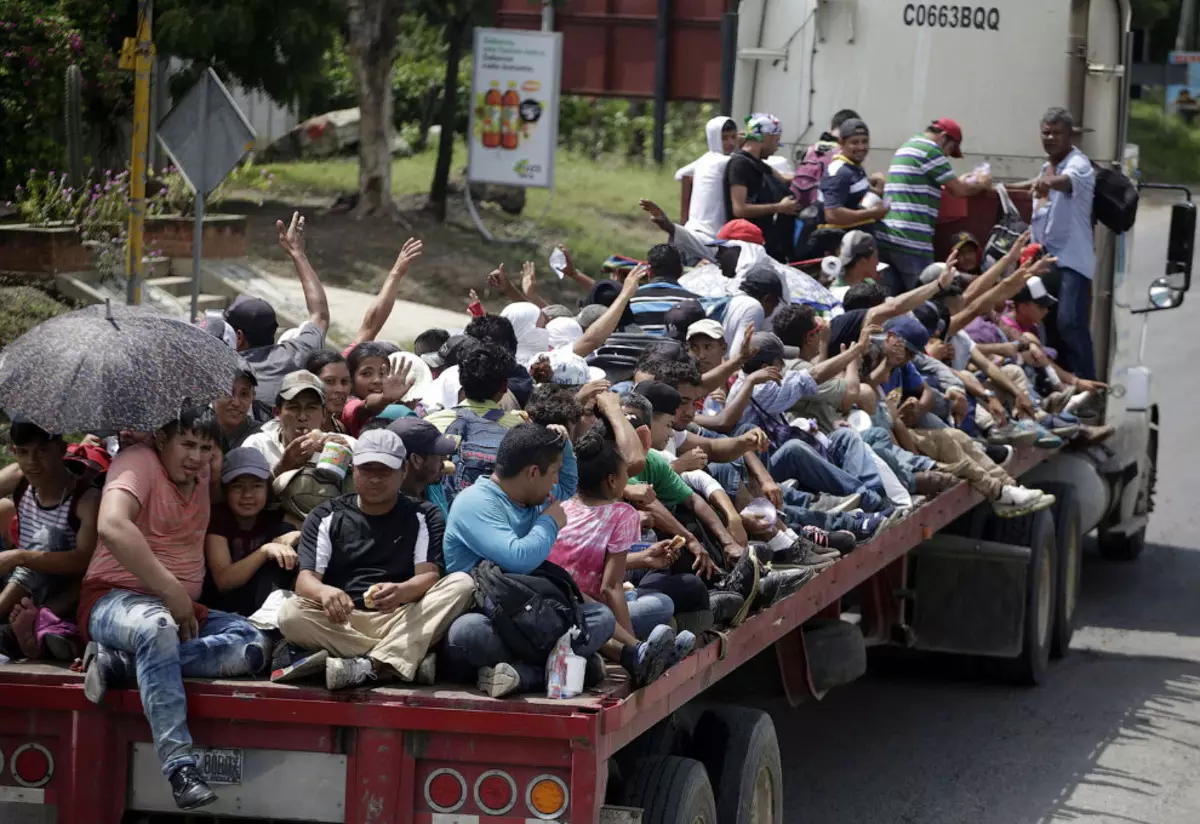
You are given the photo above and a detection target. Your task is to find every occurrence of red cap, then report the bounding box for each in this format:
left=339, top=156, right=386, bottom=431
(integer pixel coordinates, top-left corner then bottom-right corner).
left=931, top=118, right=964, bottom=157
left=1019, top=242, right=1043, bottom=267
left=716, top=219, right=766, bottom=246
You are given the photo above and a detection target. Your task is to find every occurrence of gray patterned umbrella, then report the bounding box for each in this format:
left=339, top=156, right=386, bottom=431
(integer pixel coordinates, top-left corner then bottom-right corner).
left=0, top=302, right=243, bottom=434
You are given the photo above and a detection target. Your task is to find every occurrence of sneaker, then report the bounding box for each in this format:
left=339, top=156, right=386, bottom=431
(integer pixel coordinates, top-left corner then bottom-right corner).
left=667, top=630, right=697, bottom=667
left=1074, top=423, right=1115, bottom=445
left=985, top=444, right=1014, bottom=465
left=850, top=512, right=888, bottom=543
left=809, top=492, right=862, bottom=513
left=1032, top=424, right=1064, bottom=449
left=1042, top=413, right=1081, bottom=439
left=478, top=663, right=523, bottom=698
left=168, top=765, right=217, bottom=811
left=993, top=485, right=1056, bottom=518
left=709, top=591, right=746, bottom=626
left=1041, top=389, right=1074, bottom=414
left=82, top=641, right=133, bottom=705
left=624, top=625, right=676, bottom=688
left=988, top=422, right=1038, bottom=447
left=799, top=525, right=855, bottom=555
left=42, top=633, right=80, bottom=662
left=326, top=656, right=375, bottom=690
left=270, top=638, right=306, bottom=673
left=756, top=572, right=782, bottom=608
left=714, top=552, right=760, bottom=625
left=416, top=653, right=437, bottom=686
left=773, top=537, right=839, bottom=571
left=914, top=470, right=960, bottom=496
left=271, top=649, right=329, bottom=683
left=766, top=568, right=815, bottom=600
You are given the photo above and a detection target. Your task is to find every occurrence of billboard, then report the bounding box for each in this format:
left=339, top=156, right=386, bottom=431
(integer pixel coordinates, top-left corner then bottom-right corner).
left=467, top=28, right=563, bottom=189
left=1167, top=51, right=1200, bottom=123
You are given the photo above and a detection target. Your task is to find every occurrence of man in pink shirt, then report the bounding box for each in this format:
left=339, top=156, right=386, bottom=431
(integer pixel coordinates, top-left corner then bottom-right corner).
left=78, top=407, right=267, bottom=812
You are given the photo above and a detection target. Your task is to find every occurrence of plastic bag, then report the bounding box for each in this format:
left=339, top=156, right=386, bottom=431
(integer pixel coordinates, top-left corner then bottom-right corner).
left=546, top=627, right=583, bottom=698
left=740, top=497, right=778, bottom=530
left=549, top=247, right=568, bottom=280
left=965, top=162, right=992, bottom=185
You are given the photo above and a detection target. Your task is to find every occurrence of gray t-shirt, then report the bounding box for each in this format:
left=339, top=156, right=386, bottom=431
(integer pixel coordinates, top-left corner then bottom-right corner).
left=785, top=359, right=847, bottom=434
left=242, top=321, right=327, bottom=406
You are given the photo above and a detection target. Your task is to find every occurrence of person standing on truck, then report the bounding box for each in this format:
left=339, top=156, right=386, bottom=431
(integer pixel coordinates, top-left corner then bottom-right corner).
left=272, top=429, right=475, bottom=690
left=876, top=119, right=991, bottom=295
left=77, top=407, right=269, bottom=812
left=1010, top=107, right=1098, bottom=381
left=723, top=112, right=799, bottom=263
left=818, top=118, right=890, bottom=234
left=674, top=116, right=739, bottom=241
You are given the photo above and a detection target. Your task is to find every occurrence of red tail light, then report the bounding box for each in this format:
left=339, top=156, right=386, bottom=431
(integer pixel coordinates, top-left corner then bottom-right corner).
left=475, top=769, right=517, bottom=815
left=424, top=767, right=466, bottom=813
left=11, top=743, right=53, bottom=788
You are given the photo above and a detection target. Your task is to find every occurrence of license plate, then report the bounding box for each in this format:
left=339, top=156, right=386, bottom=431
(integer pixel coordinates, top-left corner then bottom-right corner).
left=196, top=748, right=243, bottom=785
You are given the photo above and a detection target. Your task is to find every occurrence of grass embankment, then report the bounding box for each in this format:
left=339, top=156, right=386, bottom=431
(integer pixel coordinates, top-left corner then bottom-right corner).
left=1130, top=99, right=1200, bottom=184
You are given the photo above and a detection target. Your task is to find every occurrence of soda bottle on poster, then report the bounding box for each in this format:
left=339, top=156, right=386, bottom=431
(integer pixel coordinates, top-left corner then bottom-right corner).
left=501, top=81, right=521, bottom=150
left=483, top=81, right=502, bottom=148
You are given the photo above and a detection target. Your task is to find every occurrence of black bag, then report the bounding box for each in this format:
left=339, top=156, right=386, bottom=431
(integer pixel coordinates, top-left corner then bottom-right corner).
left=471, top=559, right=589, bottom=664
left=982, top=184, right=1028, bottom=270
left=1092, top=162, right=1138, bottom=234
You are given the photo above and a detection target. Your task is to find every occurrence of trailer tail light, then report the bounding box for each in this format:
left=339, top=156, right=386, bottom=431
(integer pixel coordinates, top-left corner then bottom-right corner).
left=424, top=767, right=467, bottom=813
left=527, top=773, right=569, bottom=819
left=10, top=744, right=53, bottom=788
left=474, top=769, right=517, bottom=815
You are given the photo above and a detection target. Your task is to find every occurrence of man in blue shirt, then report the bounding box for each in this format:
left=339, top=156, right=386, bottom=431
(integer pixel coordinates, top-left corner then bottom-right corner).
left=819, top=118, right=890, bottom=234
left=1014, top=107, right=1097, bottom=380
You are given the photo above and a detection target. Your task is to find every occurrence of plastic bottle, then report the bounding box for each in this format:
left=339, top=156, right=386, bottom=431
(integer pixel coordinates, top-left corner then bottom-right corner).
left=501, top=81, right=521, bottom=150
left=482, top=81, right=501, bottom=149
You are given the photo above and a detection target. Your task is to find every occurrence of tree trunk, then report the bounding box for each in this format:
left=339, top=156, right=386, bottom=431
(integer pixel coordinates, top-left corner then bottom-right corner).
left=428, top=10, right=470, bottom=222
left=346, top=0, right=403, bottom=219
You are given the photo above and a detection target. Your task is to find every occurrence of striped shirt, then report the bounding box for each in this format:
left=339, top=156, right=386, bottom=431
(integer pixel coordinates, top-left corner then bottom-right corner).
left=878, top=136, right=957, bottom=260
left=628, top=281, right=701, bottom=336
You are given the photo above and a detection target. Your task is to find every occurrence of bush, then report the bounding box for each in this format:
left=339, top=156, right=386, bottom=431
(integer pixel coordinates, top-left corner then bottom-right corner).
left=0, top=285, right=73, bottom=349
left=1130, top=98, right=1200, bottom=183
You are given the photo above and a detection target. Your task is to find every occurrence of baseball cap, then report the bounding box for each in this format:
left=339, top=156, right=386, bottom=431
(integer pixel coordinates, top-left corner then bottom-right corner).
left=884, top=314, right=931, bottom=355
left=277, top=370, right=326, bottom=403
left=352, top=428, right=407, bottom=469
left=545, top=348, right=606, bottom=387
left=951, top=231, right=981, bottom=253
left=931, top=118, right=964, bottom=157
left=387, top=417, right=459, bottom=456
left=746, top=332, right=785, bottom=367
left=633, top=380, right=682, bottom=417
left=224, top=295, right=278, bottom=343
left=686, top=319, right=725, bottom=341
left=918, top=262, right=947, bottom=285
left=197, top=311, right=237, bottom=349
left=542, top=304, right=574, bottom=321
left=710, top=219, right=766, bottom=247
left=744, top=112, right=782, bottom=140
left=220, top=447, right=272, bottom=484
left=741, top=263, right=785, bottom=301
left=664, top=300, right=707, bottom=341
left=839, top=230, right=877, bottom=269
left=839, top=118, right=869, bottom=138
left=1014, top=276, right=1057, bottom=308
left=576, top=303, right=608, bottom=330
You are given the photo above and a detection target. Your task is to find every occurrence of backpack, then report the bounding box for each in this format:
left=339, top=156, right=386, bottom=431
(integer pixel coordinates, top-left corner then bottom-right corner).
left=1092, top=162, right=1138, bottom=234
left=982, top=184, right=1029, bottom=270
left=444, top=407, right=508, bottom=497
left=470, top=559, right=589, bottom=664
left=790, top=141, right=838, bottom=211
left=276, top=466, right=354, bottom=525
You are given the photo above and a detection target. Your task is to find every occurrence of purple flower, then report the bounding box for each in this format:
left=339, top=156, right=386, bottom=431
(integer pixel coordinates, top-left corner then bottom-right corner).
left=29, top=169, right=35, bottom=174
left=48, top=171, right=55, bottom=177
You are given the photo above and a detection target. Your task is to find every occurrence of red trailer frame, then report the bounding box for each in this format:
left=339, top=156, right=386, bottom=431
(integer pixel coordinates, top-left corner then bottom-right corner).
left=0, top=450, right=1045, bottom=823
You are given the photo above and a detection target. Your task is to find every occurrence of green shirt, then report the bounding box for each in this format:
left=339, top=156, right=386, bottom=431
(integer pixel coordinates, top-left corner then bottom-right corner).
left=628, top=450, right=693, bottom=508
left=877, top=135, right=956, bottom=261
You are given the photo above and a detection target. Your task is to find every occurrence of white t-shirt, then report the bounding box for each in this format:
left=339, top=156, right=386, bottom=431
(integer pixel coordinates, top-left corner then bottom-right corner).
left=950, top=330, right=976, bottom=371
left=722, top=295, right=766, bottom=357
left=677, top=153, right=731, bottom=241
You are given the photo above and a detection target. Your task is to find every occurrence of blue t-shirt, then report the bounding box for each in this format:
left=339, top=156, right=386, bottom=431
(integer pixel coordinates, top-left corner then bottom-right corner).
left=820, top=155, right=874, bottom=231
left=882, top=362, right=926, bottom=400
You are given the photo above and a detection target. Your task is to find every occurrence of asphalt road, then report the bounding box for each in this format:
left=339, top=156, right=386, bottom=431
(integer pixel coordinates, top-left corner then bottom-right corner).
left=757, top=199, right=1200, bottom=824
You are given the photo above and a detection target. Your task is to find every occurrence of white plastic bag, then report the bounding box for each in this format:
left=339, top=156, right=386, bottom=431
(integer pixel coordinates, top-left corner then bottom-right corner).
left=546, top=627, right=582, bottom=698
left=549, top=247, right=568, bottom=280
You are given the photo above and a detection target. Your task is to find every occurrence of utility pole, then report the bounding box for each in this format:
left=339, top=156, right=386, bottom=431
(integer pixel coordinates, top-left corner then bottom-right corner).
left=1178, top=0, right=1196, bottom=52
left=124, top=0, right=154, bottom=305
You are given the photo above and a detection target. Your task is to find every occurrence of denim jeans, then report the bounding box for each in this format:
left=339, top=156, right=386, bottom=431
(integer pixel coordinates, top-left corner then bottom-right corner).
left=769, top=432, right=885, bottom=511
left=627, top=570, right=710, bottom=613
left=1056, top=266, right=1096, bottom=380
left=781, top=488, right=859, bottom=532
left=626, top=591, right=675, bottom=639
left=697, top=425, right=746, bottom=498
left=88, top=590, right=269, bottom=776
left=860, top=426, right=935, bottom=493
left=440, top=602, right=615, bottom=691
left=880, top=247, right=930, bottom=296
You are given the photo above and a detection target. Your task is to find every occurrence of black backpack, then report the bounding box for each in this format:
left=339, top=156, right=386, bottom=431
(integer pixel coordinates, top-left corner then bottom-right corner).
left=471, top=559, right=589, bottom=664
left=983, top=184, right=1029, bottom=270
left=1092, top=162, right=1138, bottom=234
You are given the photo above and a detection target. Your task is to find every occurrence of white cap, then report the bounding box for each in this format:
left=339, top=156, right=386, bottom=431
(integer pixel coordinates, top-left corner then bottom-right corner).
left=686, top=319, right=725, bottom=341
left=352, top=429, right=407, bottom=469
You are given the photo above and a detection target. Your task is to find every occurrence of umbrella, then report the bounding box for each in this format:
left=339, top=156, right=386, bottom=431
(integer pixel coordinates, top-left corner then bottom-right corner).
left=0, top=302, right=244, bottom=434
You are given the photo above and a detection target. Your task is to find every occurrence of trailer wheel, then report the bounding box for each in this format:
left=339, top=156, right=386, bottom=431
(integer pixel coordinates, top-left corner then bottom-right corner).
left=623, top=755, right=718, bottom=824
left=1038, top=482, right=1082, bottom=658
left=803, top=619, right=867, bottom=694
left=1099, top=409, right=1157, bottom=562
left=985, top=508, right=1056, bottom=686
left=691, top=707, right=782, bottom=824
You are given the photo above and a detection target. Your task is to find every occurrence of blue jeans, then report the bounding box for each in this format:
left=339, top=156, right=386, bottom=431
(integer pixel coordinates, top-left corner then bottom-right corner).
left=627, top=591, right=675, bottom=640
left=440, top=602, right=616, bottom=691
left=780, top=487, right=860, bottom=532
left=628, top=570, right=710, bottom=613
left=769, top=432, right=885, bottom=511
left=1056, top=266, right=1096, bottom=380
left=860, top=426, right=935, bottom=493
left=880, top=246, right=930, bottom=295
left=88, top=590, right=268, bottom=776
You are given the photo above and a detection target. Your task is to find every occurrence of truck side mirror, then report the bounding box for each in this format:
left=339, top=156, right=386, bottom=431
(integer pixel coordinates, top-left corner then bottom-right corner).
left=1167, top=201, right=1196, bottom=291
left=1146, top=276, right=1184, bottom=312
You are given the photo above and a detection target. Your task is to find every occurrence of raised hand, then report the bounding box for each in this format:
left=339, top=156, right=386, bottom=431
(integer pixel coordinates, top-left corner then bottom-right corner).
left=521, top=261, right=537, bottom=300
left=381, top=357, right=416, bottom=403
left=276, top=211, right=306, bottom=258
left=393, top=238, right=423, bottom=271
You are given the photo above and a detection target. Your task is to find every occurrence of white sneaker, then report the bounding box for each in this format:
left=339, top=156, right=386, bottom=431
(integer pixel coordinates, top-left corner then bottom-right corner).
left=993, top=486, right=1055, bottom=518
left=478, top=663, right=522, bottom=698
left=326, top=657, right=375, bottom=690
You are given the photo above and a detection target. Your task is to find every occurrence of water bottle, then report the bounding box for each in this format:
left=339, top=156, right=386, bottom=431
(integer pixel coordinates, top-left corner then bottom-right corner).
left=549, top=247, right=567, bottom=280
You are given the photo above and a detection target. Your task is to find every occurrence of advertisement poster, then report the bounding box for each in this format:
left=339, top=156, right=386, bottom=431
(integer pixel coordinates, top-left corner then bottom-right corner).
left=1167, top=52, right=1200, bottom=124
left=468, top=28, right=562, bottom=189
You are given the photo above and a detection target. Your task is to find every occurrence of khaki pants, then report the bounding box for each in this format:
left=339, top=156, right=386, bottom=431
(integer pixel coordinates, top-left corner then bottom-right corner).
left=908, top=427, right=1014, bottom=501
left=277, top=572, right=475, bottom=681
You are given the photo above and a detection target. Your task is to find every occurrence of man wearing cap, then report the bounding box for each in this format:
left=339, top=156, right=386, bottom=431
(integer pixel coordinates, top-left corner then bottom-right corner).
left=275, top=429, right=474, bottom=690
left=831, top=230, right=881, bottom=304
left=723, top=112, right=800, bottom=262
left=227, top=213, right=332, bottom=410
left=663, top=299, right=707, bottom=343
left=877, top=119, right=992, bottom=295
left=722, top=262, right=785, bottom=358
left=819, top=118, right=890, bottom=233
left=242, top=371, right=352, bottom=476
left=949, top=231, right=983, bottom=275
left=390, top=418, right=460, bottom=517
left=626, top=244, right=702, bottom=336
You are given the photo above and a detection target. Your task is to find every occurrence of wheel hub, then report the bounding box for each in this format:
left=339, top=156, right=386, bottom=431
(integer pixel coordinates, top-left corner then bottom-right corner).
left=749, top=764, right=776, bottom=824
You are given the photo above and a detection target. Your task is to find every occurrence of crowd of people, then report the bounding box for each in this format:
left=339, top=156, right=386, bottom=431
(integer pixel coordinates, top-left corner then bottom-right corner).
left=0, top=105, right=1113, bottom=810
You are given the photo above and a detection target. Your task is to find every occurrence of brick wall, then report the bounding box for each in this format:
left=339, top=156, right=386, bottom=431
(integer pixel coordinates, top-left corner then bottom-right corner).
left=145, top=215, right=247, bottom=259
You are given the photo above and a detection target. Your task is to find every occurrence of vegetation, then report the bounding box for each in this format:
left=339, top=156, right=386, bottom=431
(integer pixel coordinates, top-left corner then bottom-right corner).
left=1130, top=97, right=1200, bottom=183
left=0, top=285, right=73, bottom=348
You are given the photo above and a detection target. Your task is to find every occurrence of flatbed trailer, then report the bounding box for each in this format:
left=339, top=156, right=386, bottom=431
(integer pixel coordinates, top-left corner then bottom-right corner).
left=0, top=449, right=1062, bottom=824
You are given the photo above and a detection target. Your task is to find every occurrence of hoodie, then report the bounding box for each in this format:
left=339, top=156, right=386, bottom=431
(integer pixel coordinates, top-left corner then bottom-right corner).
left=674, top=116, right=735, bottom=241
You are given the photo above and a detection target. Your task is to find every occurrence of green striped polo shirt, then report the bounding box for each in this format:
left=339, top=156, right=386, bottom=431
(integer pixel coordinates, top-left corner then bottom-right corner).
left=877, top=135, right=957, bottom=261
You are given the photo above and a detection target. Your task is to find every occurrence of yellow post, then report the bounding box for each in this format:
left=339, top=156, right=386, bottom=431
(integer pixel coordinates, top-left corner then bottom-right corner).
left=125, top=1, right=154, bottom=305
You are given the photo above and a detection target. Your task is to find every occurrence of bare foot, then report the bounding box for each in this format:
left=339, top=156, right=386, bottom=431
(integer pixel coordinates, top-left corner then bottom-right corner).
left=10, top=598, right=39, bottom=659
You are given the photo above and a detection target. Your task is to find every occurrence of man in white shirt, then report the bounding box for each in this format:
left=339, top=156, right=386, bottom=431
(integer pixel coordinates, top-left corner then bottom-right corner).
left=675, top=117, right=739, bottom=242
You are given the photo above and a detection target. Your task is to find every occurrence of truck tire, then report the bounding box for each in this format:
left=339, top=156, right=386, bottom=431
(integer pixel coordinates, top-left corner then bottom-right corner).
left=802, top=619, right=867, bottom=693
left=1038, top=482, right=1082, bottom=658
left=984, top=508, right=1056, bottom=686
left=1099, top=409, right=1157, bottom=562
left=691, top=707, right=783, bottom=824
left=623, top=756, right=718, bottom=824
